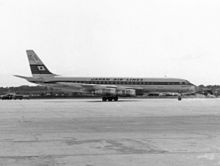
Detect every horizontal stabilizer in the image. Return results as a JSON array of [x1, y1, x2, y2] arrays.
[[14, 75, 30, 79]]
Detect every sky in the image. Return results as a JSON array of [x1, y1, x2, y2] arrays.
[[0, 0, 220, 86]]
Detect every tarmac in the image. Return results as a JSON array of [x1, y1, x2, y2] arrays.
[[0, 98, 220, 166]]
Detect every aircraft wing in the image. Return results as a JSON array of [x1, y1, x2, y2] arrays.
[[50, 82, 137, 94], [81, 84, 117, 89]]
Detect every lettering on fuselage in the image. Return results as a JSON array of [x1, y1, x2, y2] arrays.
[[91, 78, 144, 82]]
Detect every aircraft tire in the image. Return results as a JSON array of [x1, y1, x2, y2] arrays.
[[102, 97, 107, 102]]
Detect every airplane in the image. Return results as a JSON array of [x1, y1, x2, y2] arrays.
[[15, 50, 197, 101]]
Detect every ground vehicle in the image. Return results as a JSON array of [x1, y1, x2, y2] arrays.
[[1, 94, 13, 100], [13, 95, 23, 100], [1, 94, 28, 100]]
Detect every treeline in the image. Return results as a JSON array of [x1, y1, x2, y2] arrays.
[[197, 85, 220, 96]]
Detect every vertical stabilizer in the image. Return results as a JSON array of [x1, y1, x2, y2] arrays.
[[26, 50, 56, 78]]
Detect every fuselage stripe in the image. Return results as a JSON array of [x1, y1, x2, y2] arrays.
[[43, 80, 191, 85]]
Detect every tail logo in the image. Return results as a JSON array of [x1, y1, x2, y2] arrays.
[[37, 66, 46, 71]]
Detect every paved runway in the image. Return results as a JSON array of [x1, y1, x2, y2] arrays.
[[1, 98, 220, 166]]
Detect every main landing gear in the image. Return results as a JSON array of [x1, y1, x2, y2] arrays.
[[102, 96, 118, 102]]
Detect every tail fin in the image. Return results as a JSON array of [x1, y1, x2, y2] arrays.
[[26, 50, 56, 78]]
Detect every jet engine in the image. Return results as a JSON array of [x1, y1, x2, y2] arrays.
[[117, 89, 136, 96], [95, 88, 117, 96]]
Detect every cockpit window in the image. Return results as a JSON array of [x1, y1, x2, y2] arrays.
[[185, 81, 193, 85]]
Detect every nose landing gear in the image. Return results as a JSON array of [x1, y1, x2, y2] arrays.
[[178, 94, 182, 101]]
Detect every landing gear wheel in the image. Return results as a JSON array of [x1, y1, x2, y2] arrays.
[[102, 97, 107, 102], [178, 96, 182, 101], [114, 96, 118, 101]]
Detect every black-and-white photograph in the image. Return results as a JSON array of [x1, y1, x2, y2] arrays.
[[0, 0, 220, 165]]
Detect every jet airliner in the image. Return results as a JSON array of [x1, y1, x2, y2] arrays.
[[15, 50, 197, 101]]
